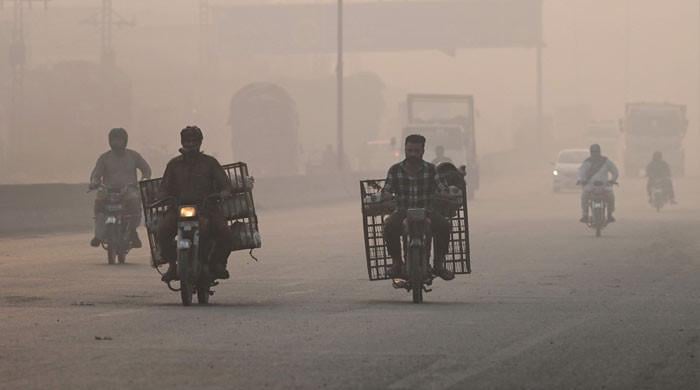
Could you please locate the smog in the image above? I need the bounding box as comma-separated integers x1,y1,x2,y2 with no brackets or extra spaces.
1,1,699,389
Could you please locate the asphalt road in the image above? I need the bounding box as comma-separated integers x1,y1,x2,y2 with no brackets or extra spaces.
1,174,699,389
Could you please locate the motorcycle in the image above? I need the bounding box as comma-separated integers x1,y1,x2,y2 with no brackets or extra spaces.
586,180,616,237
649,178,669,212
91,184,137,265
150,193,223,306
393,208,435,303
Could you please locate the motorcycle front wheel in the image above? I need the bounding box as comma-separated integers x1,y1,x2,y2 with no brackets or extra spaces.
408,246,424,304
178,250,193,306
107,246,116,265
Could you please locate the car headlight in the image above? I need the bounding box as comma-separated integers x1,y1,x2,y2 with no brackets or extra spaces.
179,206,197,218
553,169,559,176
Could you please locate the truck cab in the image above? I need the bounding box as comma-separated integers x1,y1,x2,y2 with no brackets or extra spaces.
621,102,687,177
402,94,478,199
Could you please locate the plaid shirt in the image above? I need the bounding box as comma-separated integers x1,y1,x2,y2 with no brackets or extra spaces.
383,160,447,210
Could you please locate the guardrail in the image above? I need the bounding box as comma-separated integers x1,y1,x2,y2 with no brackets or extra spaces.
0,173,372,236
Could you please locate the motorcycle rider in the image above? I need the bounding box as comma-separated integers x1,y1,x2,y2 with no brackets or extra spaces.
157,126,233,282
577,144,619,223
89,128,151,248
646,151,676,204
381,134,455,281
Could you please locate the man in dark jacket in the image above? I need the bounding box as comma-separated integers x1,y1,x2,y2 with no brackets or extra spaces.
89,128,151,248
157,126,233,282
646,151,676,204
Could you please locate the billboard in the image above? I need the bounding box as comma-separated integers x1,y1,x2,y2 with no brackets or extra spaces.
213,0,542,54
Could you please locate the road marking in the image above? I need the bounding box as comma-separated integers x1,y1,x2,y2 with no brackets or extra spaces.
93,309,144,318
282,289,316,296
388,315,593,390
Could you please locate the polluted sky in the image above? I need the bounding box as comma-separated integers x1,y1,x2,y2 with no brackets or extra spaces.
1,0,699,182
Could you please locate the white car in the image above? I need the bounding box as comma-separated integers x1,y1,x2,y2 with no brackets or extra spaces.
552,149,589,192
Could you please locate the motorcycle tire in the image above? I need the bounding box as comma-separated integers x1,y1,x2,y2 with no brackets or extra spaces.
107,247,116,265
178,251,193,307
197,283,210,305
408,246,424,304
118,252,126,264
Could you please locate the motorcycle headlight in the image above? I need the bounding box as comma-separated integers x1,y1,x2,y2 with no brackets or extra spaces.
179,206,197,218
553,170,559,176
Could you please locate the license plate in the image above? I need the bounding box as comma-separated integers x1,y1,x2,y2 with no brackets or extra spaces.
105,216,117,224
106,204,123,212
593,202,604,209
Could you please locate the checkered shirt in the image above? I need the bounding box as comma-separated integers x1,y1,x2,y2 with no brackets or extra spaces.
383,160,446,210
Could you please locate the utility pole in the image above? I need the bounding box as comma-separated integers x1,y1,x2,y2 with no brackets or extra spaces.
83,0,133,67
2,0,48,173
194,0,211,122
336,0,344,171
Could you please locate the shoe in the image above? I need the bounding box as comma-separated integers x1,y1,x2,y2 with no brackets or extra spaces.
607,216,616,223
433,264,455,281
387,263,403,279
161,263,179,282
90,237,101,247
212,263,230,280
130,231,142,248
579,216,589,223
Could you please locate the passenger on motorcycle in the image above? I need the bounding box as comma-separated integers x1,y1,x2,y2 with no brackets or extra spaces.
381,134,455,281
157,126,233,282
89,128,151,248
646,151,676,204
577,144,619,223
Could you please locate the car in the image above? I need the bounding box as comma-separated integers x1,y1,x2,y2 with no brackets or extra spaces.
552,149,589,192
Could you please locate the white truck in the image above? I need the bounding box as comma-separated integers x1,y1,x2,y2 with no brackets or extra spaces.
402,94,479,199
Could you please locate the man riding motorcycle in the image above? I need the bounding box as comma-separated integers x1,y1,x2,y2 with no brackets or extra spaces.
381,134,455,281
89,127,151,248
157,126,233,282
646,151,676,204
577,144,619,223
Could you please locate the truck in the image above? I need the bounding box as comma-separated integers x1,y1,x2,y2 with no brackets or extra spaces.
621,102,688,177
402,94,479,199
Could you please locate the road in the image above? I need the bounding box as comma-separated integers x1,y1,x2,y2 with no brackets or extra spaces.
1,174,699,389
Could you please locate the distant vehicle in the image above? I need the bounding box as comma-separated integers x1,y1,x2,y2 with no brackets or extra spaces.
620,102,688,177
552,149,589,192
402,94,479,199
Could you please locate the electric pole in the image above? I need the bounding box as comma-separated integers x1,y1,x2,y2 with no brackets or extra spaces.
336,0,344,171
2,0,48,174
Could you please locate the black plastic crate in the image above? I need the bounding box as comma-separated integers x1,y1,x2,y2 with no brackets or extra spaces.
360,179,471,281
138,161,260,268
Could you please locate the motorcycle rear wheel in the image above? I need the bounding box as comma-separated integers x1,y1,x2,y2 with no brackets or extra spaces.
197,284,210,305
118,252,126,264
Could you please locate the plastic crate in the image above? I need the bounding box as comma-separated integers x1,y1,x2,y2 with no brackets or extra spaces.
360,179,471,281
138,161,260,268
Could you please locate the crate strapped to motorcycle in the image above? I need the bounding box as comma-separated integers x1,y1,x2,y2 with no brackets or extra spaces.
360,179,471,281
139,162,261,267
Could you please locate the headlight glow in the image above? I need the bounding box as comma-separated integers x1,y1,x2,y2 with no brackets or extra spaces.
553,170,559,176
179,206,197,218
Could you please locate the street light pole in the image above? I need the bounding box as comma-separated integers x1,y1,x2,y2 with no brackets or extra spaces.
336,0,344,171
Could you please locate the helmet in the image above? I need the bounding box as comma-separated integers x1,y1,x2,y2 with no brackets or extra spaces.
590,144,601,154
180,126,203,143
108,128,128,150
